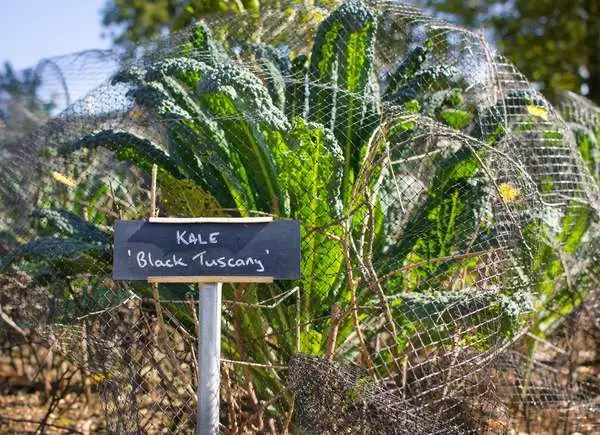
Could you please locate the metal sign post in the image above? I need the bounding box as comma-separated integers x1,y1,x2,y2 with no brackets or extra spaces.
197,282,222,434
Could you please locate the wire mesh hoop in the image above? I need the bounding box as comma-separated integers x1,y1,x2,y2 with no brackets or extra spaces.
0,0,599,433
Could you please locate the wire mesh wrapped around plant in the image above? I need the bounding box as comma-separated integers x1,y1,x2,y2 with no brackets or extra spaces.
287,354,441,433
0,0,599,432
287,353,510,434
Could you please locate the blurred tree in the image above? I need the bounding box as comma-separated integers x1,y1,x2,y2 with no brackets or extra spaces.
0,62,52,137
103,0,598,102
101,0,337,48
101,0,598,102
424,0,599,103
102,0,261,47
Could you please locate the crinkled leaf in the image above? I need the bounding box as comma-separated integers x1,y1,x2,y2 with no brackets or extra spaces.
0,237,111,275
389,290,532,348
440,108,472,130
277,118,345,317
308,0,380,204
33,208,111,244
62,129,184,179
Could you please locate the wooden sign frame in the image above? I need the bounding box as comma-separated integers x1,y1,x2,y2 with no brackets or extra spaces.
113,216,300,283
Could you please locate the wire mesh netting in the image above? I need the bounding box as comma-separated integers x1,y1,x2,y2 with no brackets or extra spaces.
1,0,599,433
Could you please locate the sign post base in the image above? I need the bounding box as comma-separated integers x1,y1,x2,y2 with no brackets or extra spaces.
196,282,222,435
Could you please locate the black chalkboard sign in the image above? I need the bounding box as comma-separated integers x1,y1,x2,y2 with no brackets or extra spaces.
112,219,300,281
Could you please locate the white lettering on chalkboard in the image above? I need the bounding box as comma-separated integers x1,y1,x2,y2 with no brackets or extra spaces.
130,230,273,273
176,230,220,246
136,251,188,268
132,249,271,273
192,251,266,272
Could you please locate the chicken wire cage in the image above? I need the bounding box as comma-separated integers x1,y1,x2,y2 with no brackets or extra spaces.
0,0,599,433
